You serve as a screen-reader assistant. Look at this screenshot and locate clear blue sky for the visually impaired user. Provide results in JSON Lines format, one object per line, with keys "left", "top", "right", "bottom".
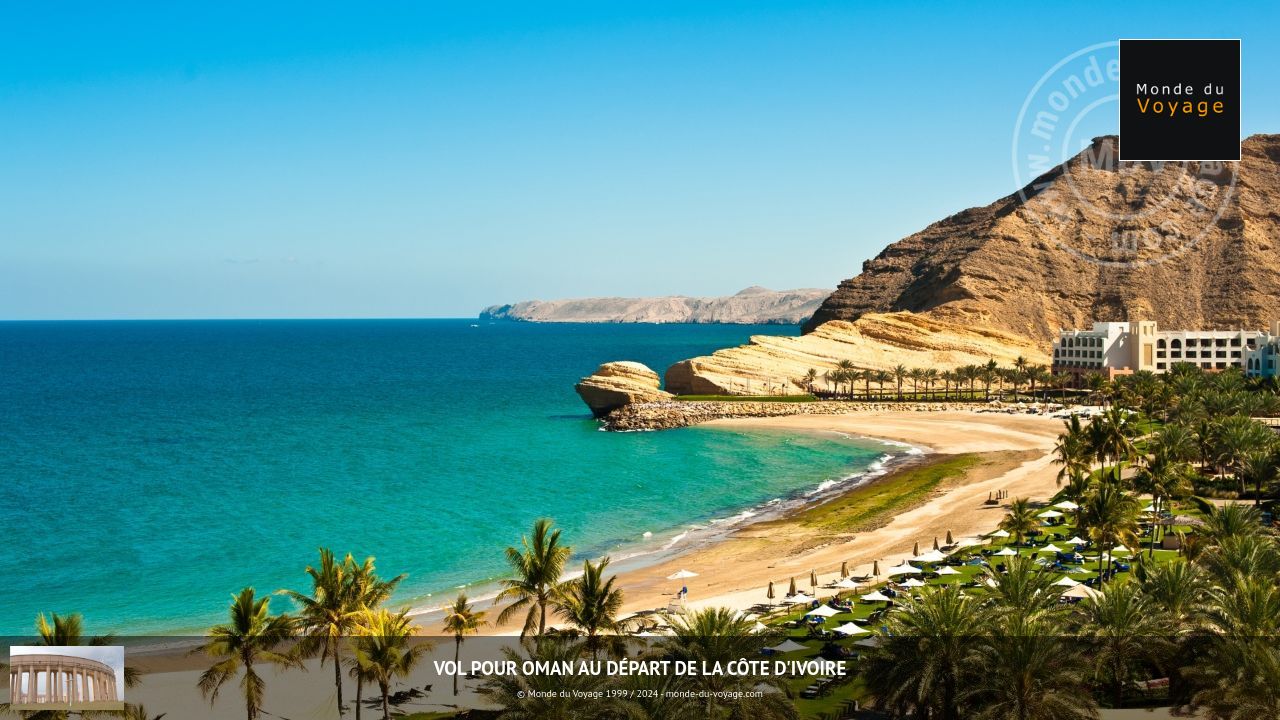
{"left": 2, "top": 1, "right": 1276, "bottom": 319}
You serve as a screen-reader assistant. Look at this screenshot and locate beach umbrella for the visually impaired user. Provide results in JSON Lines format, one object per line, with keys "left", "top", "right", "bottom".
{"left": 667, "top": 569, "right": 698, "bottom": 580}
{"left": 769, "top": 640, "right": 808, "bottom": 653}
{"left": 787, "top": 592, "right": 815, "bottom": 604}
{"left": 1038, "top": 510, "right": 1064, "bottom": 519}
{"left": 993, "top": 547, "right": 1018, "bottom": 557}
{"left": 810, "top": 570, "right": 818, "bottom": 589}
{"left": 989, "top": 529, "right": 1010, "bottom": 539}
{"left": 1111, "top": 545, "right": 1130, "bottom": 554}
{"left": 1053, "top": 576, "right": 1080, "bottom": 587}
{"left": 766, "top": 581, "right": 775, "bottom": 602}
{"left": 860, "top": 591, "right": 892, "bottom": 603}
{"left": 787, "top": 577, "right": 797, "bottom": 596}
{"left": 886, "top": 562, "right": 923, "bottom": 576}
{"left": 1053, "top": 500, "right": 1079, "bottom": 510}
{"left": 900, "top": 578, "right": 926, "bottom": 588}
{"left": 936, "top": 566, "right": 961, "bottom": 576}
{"left": 913, "top": 550, "right": 947, "bottom": 563}
{"left": 1039, "top": 544, "right": 1064, "bottom": 554}
{"left": 1066, "top": 536, "right": 1088, "bottom": 545}
{"left": 946, "top": 530, "right": 954, "bottom": 544}
{"left": 933, "top": 537, "right": 940, "bottom": 551}
{"left": 1061, "top": 584, "right": 1102, "bottom": 600}
{"left": 872, "top": 560, "right": 880, "bottom": 576}
{"left": 840, "top": 561, "right": 848, "bottom": 578}
{"left": 805, "top": 605, "right": 841, "bottom": 619}
{"left": 834, "top": 577, "right": 862, "bottom": 589}
{"left": 833, "top": 622, "right": 870, "bottom": 637}
{"left": 752, "top": 621, "right": 769, "bottom": 634}
{"left": 913, "top": 541, "right": 920, "bottom": 556}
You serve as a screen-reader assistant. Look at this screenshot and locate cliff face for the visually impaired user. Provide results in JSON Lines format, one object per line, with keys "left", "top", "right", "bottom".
{"left": 804, "top": 134, "right": 1280, "bottom": 341}
{"left": 664, "top": 312, "right": 1048, "bottom": 395}
{"left": 481, "top": 286, "right": 829, "bottom": 325}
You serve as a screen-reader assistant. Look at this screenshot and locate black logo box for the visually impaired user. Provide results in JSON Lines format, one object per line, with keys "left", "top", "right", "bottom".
{"left": 1119, "top": 39, "right": 1240, "bottom": 161}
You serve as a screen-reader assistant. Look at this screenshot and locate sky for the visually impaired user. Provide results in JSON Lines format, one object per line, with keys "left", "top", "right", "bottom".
{"left": 2, "top": 1, "right": 1277, "bottom": 319}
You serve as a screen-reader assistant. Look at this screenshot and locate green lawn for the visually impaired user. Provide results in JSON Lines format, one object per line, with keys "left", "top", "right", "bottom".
{"left": 788, "top": 453, "right": 987, "bottom": 533}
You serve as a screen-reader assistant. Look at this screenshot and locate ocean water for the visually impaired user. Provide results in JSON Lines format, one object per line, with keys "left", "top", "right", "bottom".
{"left": 0, "top": 320, "right": 888, "bottom": 635}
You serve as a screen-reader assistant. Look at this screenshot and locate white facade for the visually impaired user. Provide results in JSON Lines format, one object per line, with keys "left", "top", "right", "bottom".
{"left": 1052, "top": 320, "right": 1280, "bottom": 377}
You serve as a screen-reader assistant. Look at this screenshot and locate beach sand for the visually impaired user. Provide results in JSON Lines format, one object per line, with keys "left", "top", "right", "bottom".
{"left": 115, "top": 410, "right": 1066, "bottom": 717}
{"left": 592, "top": 411, "right": 1064, "bottom": 622}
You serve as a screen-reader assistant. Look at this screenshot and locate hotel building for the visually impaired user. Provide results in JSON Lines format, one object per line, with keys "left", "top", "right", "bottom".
{"left": 1051, "top": 320, "right": 1280, "bottom": 380}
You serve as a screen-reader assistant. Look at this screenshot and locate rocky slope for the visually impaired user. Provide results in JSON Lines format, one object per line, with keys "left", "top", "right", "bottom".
{"left": 482, "top": 286, "right": 829, "bottom": 325}
{"left": 804, "top": 134, "right": 1280, "bottom": 342}
{"left": 664, "top": 312, "right": 1047, "bottom": 395}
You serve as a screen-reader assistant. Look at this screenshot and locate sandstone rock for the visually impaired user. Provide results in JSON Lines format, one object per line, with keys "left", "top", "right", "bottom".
{"left": 664, "top": 312, "right": 1048, "bottom": 396}
{"left": 804, "top": 134, "right": 1280, "bottom": 343}
{"left": 575, "top": 361, "right": 674, "bottom": 417}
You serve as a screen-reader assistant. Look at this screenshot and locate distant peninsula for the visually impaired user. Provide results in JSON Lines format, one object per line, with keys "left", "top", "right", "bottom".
{"left": 480, "top": 286, "right": 830, "bottom": 325}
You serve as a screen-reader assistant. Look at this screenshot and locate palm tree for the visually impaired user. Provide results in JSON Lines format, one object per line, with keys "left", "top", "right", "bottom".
{"left": 999, "top": 497, "right": 1039, "bottom": 544}
{"left": 873, "top": 369, "right": 893, "bottom": 399}
{"left": 496, "top": 518, "right": 572, "bottom": 637}
{"left": 1200, "top": 503, "right": 1265, "bottom": 545}
{"left": 863, "top": 585, "right": 985, "bottom": 720}
{"left": 1054, "top": 416, "right": 1092, "bottom": 486}
{"left": 442, "top": 593, "right": 487, "bottom": 696}
{"left": 1075, "top": 581, "right": 1171, "bottom": 708}
{"left": 802, "top": 368, "right": 817, "bottom": 393}
{"left": 981, "top": 555, "right": 1061, "bottom": 618}
{"left": 197, "top": 587, "right": 300, "bottom": 720}
{"left": 352, "top": 608, "right": 429, "bottom": 720}
{"left": 1088, "top": 405, "right": 1138, "bottom": 481}
{"left": 962, "top": 613, "right": 1099, "bottom": 720}
{"left": 658, "top": 607, "right": 796, "bottom": 720}
{"left": 1133, "top": 455, "right": 1193, "bottom": 554}
{"left": 553, "top": 557, "right": 624, "bottom": 657}
{"left": 1079, "top": 483, "right": 1141, "bottom": 581}
{"left": 123, "top": 706, "right": 167, "bottom": 720}
{"left": 1240, "top": 450, "right": 1278, "bottom": 506}
{"left": 1211, "top": 416, "right": 1275, "bottom": 493}
{"left": 281, "top": 548, "right": 404, "bottom": 717}
{"left": 892, "top": 364, "right": 908, "bottom": 401}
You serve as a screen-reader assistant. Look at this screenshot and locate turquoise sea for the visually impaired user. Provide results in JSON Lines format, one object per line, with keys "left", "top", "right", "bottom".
{"left": 0, "top": 320, "right": 889, "bottom": 635}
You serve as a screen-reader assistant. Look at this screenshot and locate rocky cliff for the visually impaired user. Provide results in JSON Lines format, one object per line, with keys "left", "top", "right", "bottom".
{"left": 482, "top": 286, "right": 829, "bottom": 325}
{"left": 804, "top": 134, "right": 1280, "bottom": 341}
{"left": 664, "top": 312, "right": 1048, "bottom": 395}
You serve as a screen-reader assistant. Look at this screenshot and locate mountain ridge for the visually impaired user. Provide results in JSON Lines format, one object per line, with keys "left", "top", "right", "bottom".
{"left": 803, "top": 134, "right": 1280, "bottom": 341}
{"left": 481, "top": 286, "right": 830, "bottom": 325}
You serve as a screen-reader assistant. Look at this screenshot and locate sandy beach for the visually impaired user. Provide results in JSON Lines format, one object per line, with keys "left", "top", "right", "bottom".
{"left": 109, "top": 409, "right": 1067, "bottom": 717}
{"left": 588, "top": 410, "right": 1064, "bottom": 623}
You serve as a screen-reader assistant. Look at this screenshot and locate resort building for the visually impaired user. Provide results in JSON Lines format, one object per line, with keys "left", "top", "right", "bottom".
{"left": 1051, "top": 320, "right": 1280, "bottom": 380}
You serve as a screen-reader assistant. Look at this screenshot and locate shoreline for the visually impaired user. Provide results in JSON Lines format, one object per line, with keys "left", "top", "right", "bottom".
{"left": 442, "top": 409, "right": 1063, "bottom": 636}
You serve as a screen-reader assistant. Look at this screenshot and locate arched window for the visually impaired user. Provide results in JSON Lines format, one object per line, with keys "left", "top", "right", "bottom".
{"left": 1157, "top": 339, "right": 1166, "bottom": 349}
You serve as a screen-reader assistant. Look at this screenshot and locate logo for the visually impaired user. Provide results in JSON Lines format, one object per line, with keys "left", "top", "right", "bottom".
{"left": 1011, "top": 42, "right": 1237, "bottom": 269}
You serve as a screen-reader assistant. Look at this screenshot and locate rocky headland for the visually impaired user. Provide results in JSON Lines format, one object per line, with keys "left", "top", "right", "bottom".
{"left": 482, "top": 286, "right": 828, "bottom": 325}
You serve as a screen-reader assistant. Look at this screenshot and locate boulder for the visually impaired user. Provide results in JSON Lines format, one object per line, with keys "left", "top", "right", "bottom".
{"left": 575, "top": 361, "right": 673, "bottom": 418}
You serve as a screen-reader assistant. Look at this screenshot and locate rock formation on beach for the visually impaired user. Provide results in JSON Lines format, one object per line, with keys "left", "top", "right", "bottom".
{"left": 804, "top": 134, "right": 1280, "bottom": 342}
{"left": 482, "top": 286, "right": 829, "bottom": 325}
{"left": 664, "top": 312, "right": 1048, "bottom": 395}
{"left": 575, "top": 361, "right": 674, "bottom": 418}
